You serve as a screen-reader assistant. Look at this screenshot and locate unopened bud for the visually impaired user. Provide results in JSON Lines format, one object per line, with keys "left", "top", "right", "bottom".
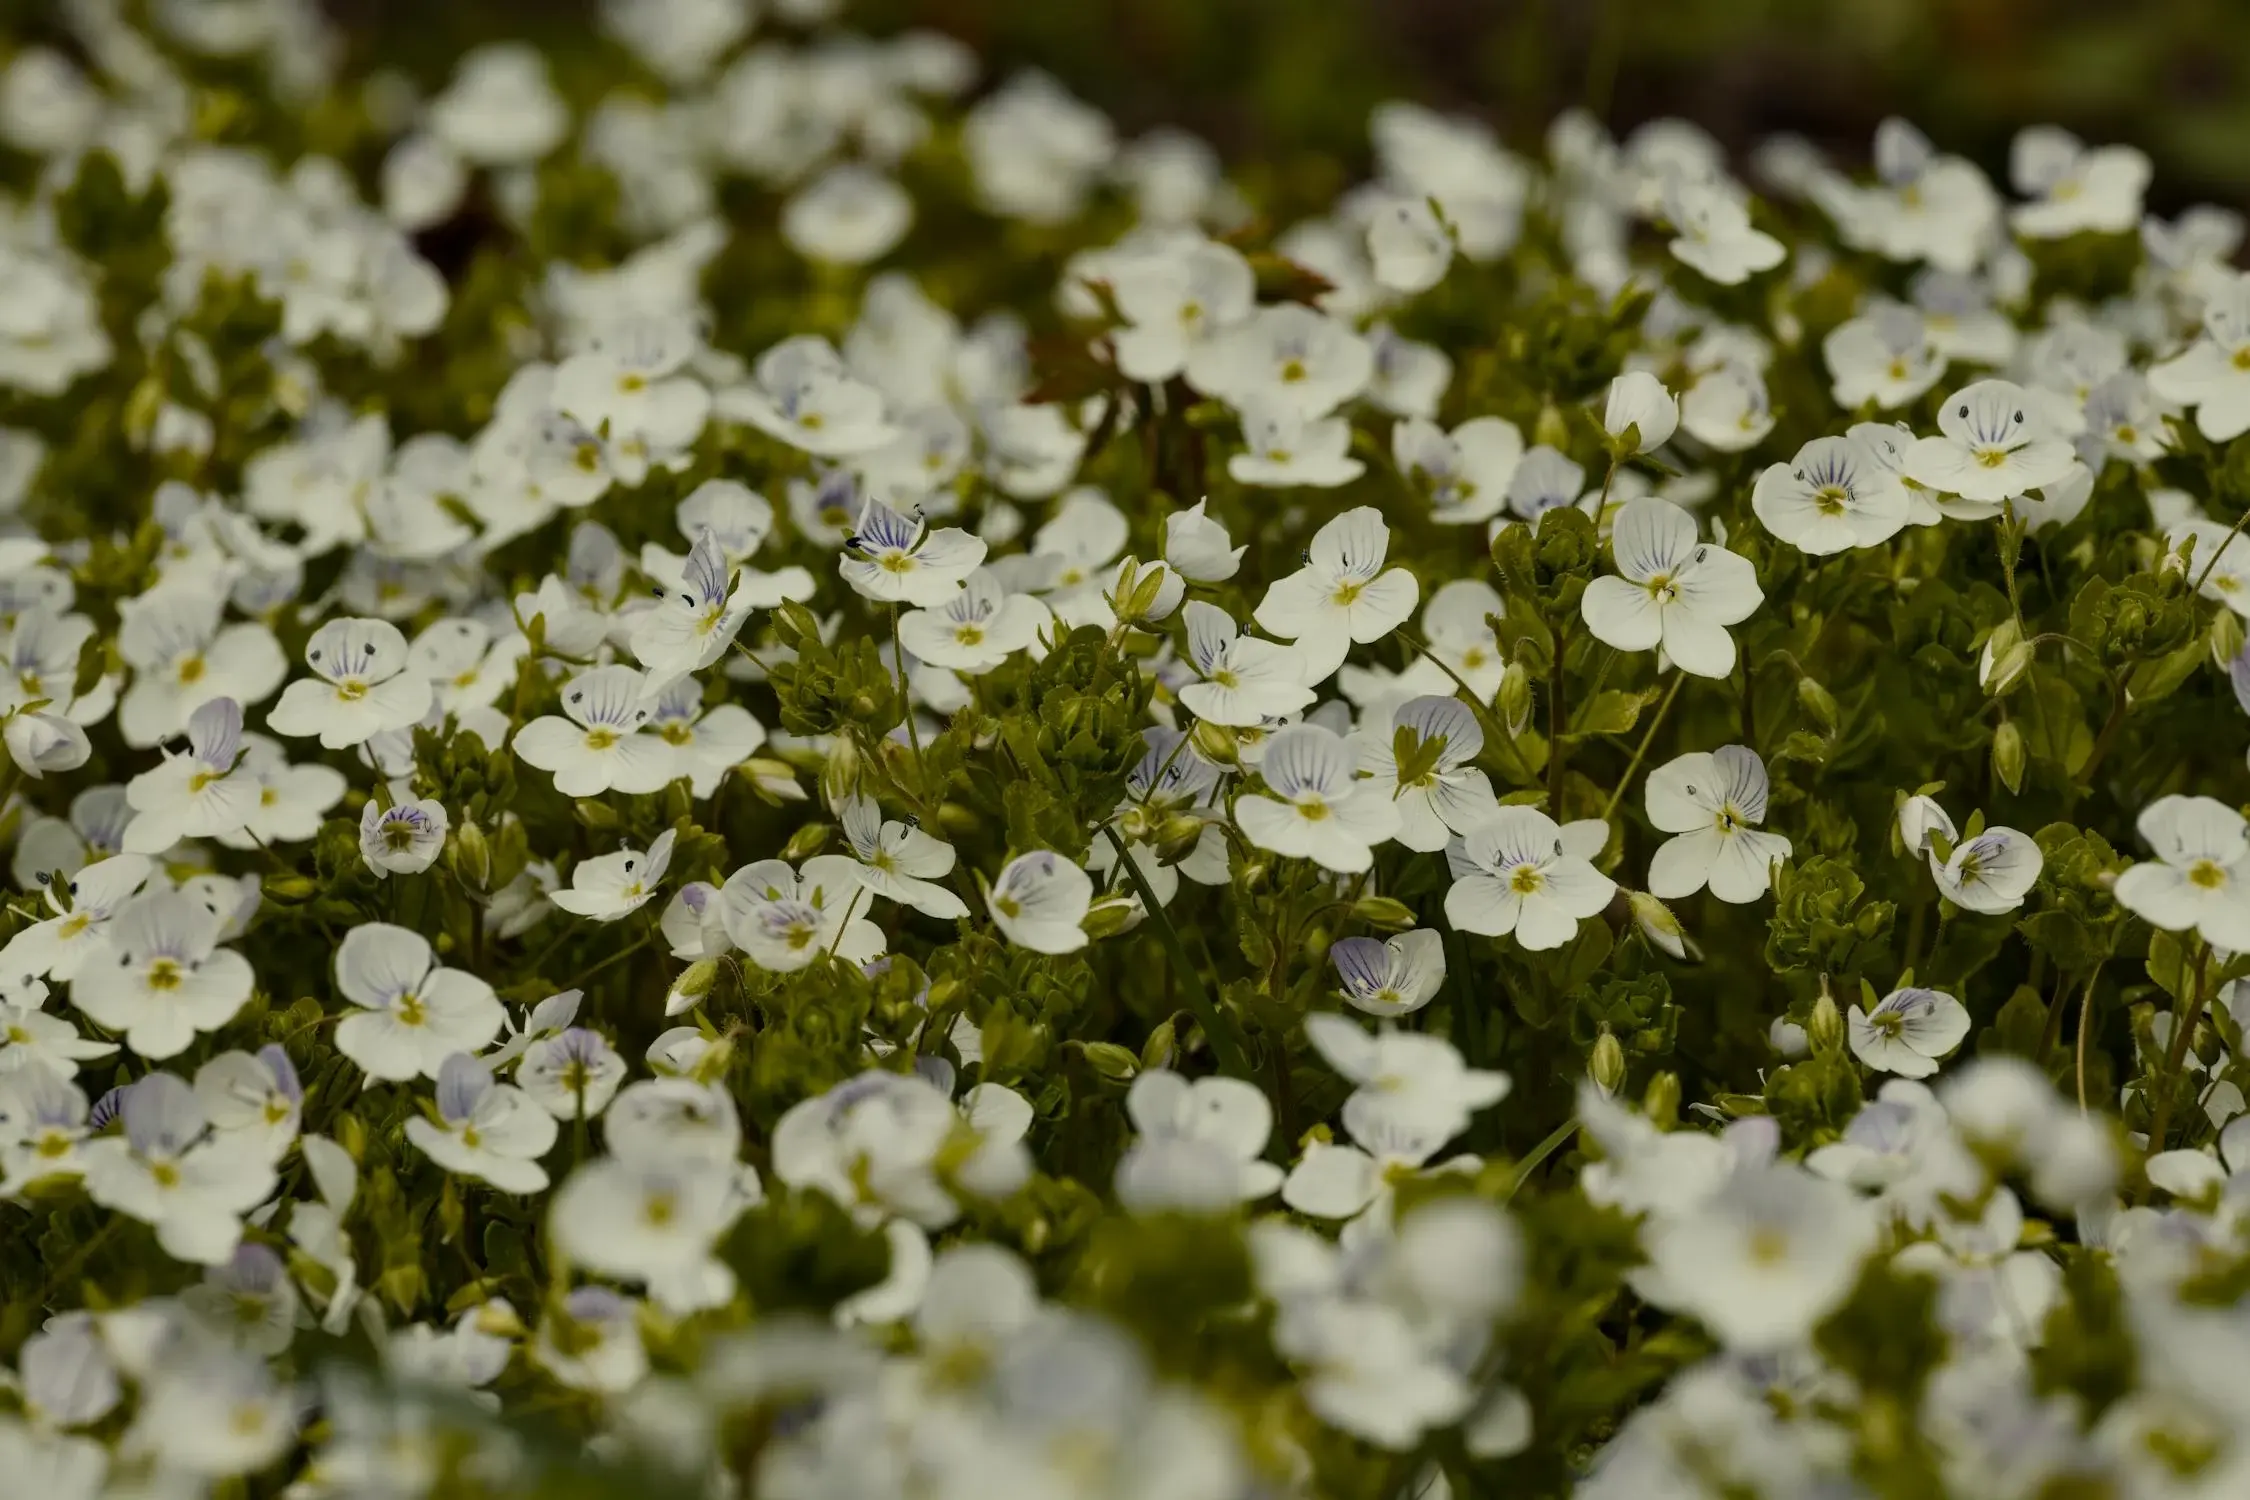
{"left": 1189, "top": 718, "right": 1239, "bottom": 766}
{"left": 1349, "top": 896, "right": 1418, "bottom": 931}
{"left": 573, "top": 798, "right": 621, "bottom": 832}
{"left": 1979, "top": 618, "right": 2032, "bottom": 696}
{"left": 1589, "top": 1031, "right": 1626, "bottom": 1097}
{"left": 665, "top": 959, "right": 721, "bottom": 1017}
{"left": 1533, "top": 401, "right": 1571, "bottom": 451}
{"left": 1110, "top": 557, "right": 1184, "bottom": 627}
{"left": 2212, "top": 608, "right": 2245, "bottom": 669}
{"left": 1497, "top": 660, "right": 1533, "bottom": 739}
{"left": 1152, "top": 813, "right": 1206, "bottom": 864}
{"left": 1643, "top": 1070, "right": 1681, "bottom": 1127}
{"left": 1795, "top": 676, "right": 1838, "bottom": 733}
{"left": 1141, "top": 1016, "right": 1178, "bottom": 1071}
{"left": 1626, "top": 890, "right": 1691, "bottom": 960}
{"left": 1073, "top": 1040, "right": 1140, "bottom": 1082}
{"left": 822, "top": 736, "right": 861, "bottom": 804}
{"left": 782, "top": 822, "right": 831, "bottom": 861}
{"left": 449, "top": 819, "right": 491, "bottom": 891}
{"left": 1081, "top": 896, "right": 1139, "bottom": 939}
{"left": 1808, "top": 990, "right": 1844, "bottom": 1053}
{"left": 1993, "top": 719, "right": 2026, "bottom": 795}
{"left": 264, "top": 874, "right": 317, "bottom": 903}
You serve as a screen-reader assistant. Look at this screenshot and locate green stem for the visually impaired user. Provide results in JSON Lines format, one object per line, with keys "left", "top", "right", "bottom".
{"left": 1500, "top": 1115, "right": 1581, "bottom": 1203}
{"left": 1598, "top": 673, "right": 1684, "bottom": 825}
{"left": 2138, "top": 942, "right": 2211, "bottom": 1198}
{"left": 1100, "top": 824, "right": 1253, "bottom": 1080}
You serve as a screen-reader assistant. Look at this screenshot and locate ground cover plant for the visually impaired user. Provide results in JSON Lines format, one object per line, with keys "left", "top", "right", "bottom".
{"left": 4, "top": 2, "right": 2250, "bottom": 1498}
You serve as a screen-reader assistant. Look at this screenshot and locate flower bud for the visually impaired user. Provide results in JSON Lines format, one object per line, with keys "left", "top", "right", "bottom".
{"left": 1992, "top": 719, "right": 2026, "bottom": 795}
{"left": 1497, "top": 660, "right": 1533, "bottom": 739}
{"left": 822, "top": 735, "right": 861, "bottom": 804}
{"left": 1533, "top": 401, "right": 1571, "bottom": 451}
{"left": 1081, "top": 896, "right": 1139, "bottom": 939}
{"left": 1807, "top": 990, "right": 1844, "bottom": 1054}
{"left": 782, "top": 822, "right": 831, "bottom": 862}
{"left": 1626, "top": 890, "right": 1691, "bottom": 960}
{"left": 1072, "top": 1040, "right": 1140, "bottom": 1082}
{"left": 1795, "top": 676, "right": 1839, "bottom": 732}
{"left": 1110, "top": 557, "right": 1185, "bottom": 627}
{"left": 1979, "top": 618, "right": 2032, "bottom": 697}
{"left": 1349, "top": 896, "right": 1418, "bottom": 931}
{"left": 1894, "top": 793, "right": 1957, "bottom": 857}
{"left": 2213, "top": 608, "right": 2245, "bottom": 669}
{"left": 1643, "top": 1070, "right": 1681, "bottom": 1127}
{"left": 1190, "top": 718, "right": 1239, "bottom": 766}
{"left": 1153, "top": 813, "right": 1207, "bottom": 864}
{"left": 1589, "top": 1031, "right": 1626, "bottom": 1097}
{"left": 665, "top": 959, "right": 721, "bottom": 1017}
{"left": 1141, "top": 1016, "right": 1178, "bottom": 1071}
{"left": 449, "top": 818, "right": 491, "bottom": 891}
{"left": 263, "top": 874, "right": 318, "bottom": 903}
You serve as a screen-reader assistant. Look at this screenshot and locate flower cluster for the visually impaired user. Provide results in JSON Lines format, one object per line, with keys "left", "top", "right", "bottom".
{"left": 0, "top": 2, "right": 2246, "bottom": 1498}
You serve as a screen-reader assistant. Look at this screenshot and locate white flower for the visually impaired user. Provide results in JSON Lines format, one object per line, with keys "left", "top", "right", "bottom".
{"left": 2174, "top": 519, "right": 2250, "bottom": 618}
{"left": 2008, "top": 128, "right": 2150, "bottom": 239}
{"left": 839, "top": 497, "right": 987, "bottom": 606}
{"left": 630, "top": 530, "right": 754, "bottom": 688}
{"left": 1903, "top": 380, "right": 2077, "bottom": 505}
{"left": 1358, "top": 694, "right": 1500, "bottom": 851}
{"left": 1329, "top": 929, "right": 1447, "bottom": 1018}
{"left": 1679, "top": 363, "right": 1775, "bottom": 453}
{"left": 1270, "top": 1295, "right": 1471, "bottom": 1450}
{"left": 194, "top": 1046, "right": 303, "bottom": 1162}
{"left": 551, "top": 830, "right": 676, "bottom": 922}
{"left": 782, "top": 164, "right": 913, "bottom": 266}
{"left": 1823, "top": 304, "right": 1946, "bottom": 411}
{"left": 1228, "top": 402, "right": 1364, "bottom": 488}
{"left": 0, "top": 978, "right": 114, "bottom": 1078}
{"left": 513, "top": 665, "right": 674, "bottom": 798}
{"left": 116, "top": 589, "right": 285, "bottom": 748}
{"left": 226, "top": 737, "right": 348, "bottom": 849}
{"left": 1602, "top": 373, "right": 1680, "bottom": 457}
{"left": 1395, "top": 415, "right": 1522, "bottom": 524}
{"left": 1421, "top": 578, "right": 1508, "bottom": 701}
{"left": 645, "top": 678, "right": 767, "bottom": 798}
{"left": 549, "top": 1154, "right": 743, "bottom": 1312}
{"left": 2149, "top": 274, "right": 2250, "bottom": 442}
{"left": 0, "top": 1064, "right": 91, "bottom": 1187}
{"left": 267, "top": 618, "right": 432, "bottom": 749}
{"left": 1163, "top": 498, "right": 1245, "bottom": 583}
{"left": 428, "top": 43, "right": 568, "bottom": 165}
{"left": 1896, "top": 793, "right": 1958, "bottom": 855}
{"left": 1848, "top": 987, "right": 1971, "bottom": 1079}
{"left": 1176, "top": 602, "right": 1314, "bottom": 727}
{"left": 985, "top": 850, "right": 1093, "bottom": 953}
{"left": 70, "top": 890, "right": 253, "bottom": 1061}
{"left": 1254, "top": 506, "right": 1419, "bottom": 684}
{"left": 1580, "top": 497, "right": 1763, "bottom": 678}
{"left": 3, "top": 709, "right": 88, "bottom": 779}
{"left": 1281, "top": 1104, "right": 1460, "bottom": 1221}
{"left": 1304, "top": 1011, "right": 1510, "bottom": 1133}
{"left": 518, "top": 1027, "right": 628, "bottom": 1120}
{"left": 406, "top": 1053, "right": 558, "bottom": 1194}
{"left": 2114, "top": 795, "right": 2250, "bottom": 951}
{"left": 1751, "top": 435, "right": 1910, "bottom": 555}
{"left": 121, "top": 697, "right": 261, "bottom": 855}
{"left": 720, "top": 856, "right": 885, "bottom": 971}
{"left": 1366, "top": 192, "right": 1453, "bottom": 293}
{"left": 1664, "top": 177, "right": 1785, "bottom": 285}
{"left": 1109, "top": 238, "right": 1256, "bottom": 382}
{"left": 719, "top": 336, "right": 899, "bottom": 458}
{"left": 332, "top": 923, "right": 504, "bottom": 1082}
{"left": 532, "top": 1287, "right": 648, "bottom": 1394}
{"left": 1639, "top": 1161, "right": 1877, "bottom": 1352}
{"left": 82, "top": 1073, "right": 275, "bottom": 1266}
{"left": 1114, "top": 1070, "right": 1283, "bottom": 1212}
{"left": 1445, "top": 804, "right": 1617, "bottom": 950}
{"left": 359, "top": 797, "right": 449, "bottom": 878}
{"left": 1186, "top": 303, "right": 1372, "bottom": 419}
{"left": 1644, "top": 745, "right": 1792, "bottom": 904}
{"left": 0, "top": 853, "right": 154, "bottom": 983}
{"left": 1930, "top": 826, "right": 2043, "bottom": 915}
{"left": 898, "top": 569, "right": 1050, "bottom": 673}
{"left": 1237, "top": 723, "right": 1401, "bottom": 873}
{"left": 836, "top": 796, "right": 968, "bottom": 921}
{"left": 551, "top": 318, "right": 712, "bottom": 485}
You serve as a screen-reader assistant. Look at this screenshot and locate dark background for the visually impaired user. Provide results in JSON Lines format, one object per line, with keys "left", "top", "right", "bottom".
{"left": 309, "top": 0, "right": 2250, "bottom": 215}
